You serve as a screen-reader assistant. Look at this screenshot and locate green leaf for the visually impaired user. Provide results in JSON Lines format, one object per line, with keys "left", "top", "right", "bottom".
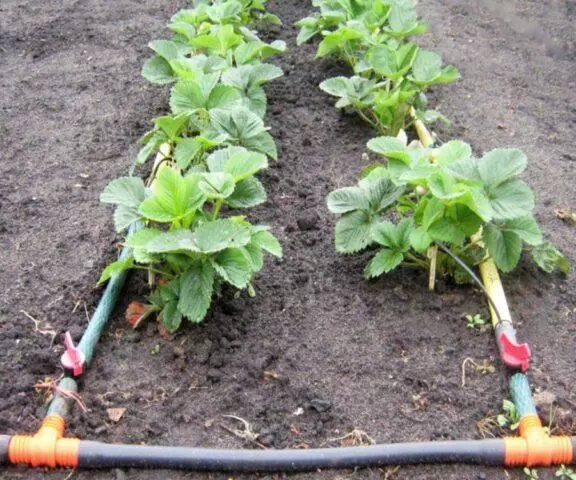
{"left": 101, "top": 177, "right": 146, "bottom": 207}
{"left": 334, "top": 210, "right": 373, "bottom": 253}
{"left": 125, "top": 228, "right": 162, "bottom": 263}
{"left": 252, "top": 230, "right": 282, "bottom": 257}
{"left": 428, "top": 171, "right": 469, "bottom": 201}
{"left": 139, "top": 168, "right": 205, "bottom": 223}
{"left": 366, "top": 136, "right": 411, "bottom": 163}
{"left": 428, "top": 217, "right": 466, "bottom": 244}
{"left": 146, "top": 229, "right": 199, "bottom": 253}
{"left": 319, "top": 76, "right": 349, "bottom": 97}
{"left": 177, "top": 262, "right": 215, "bottom": 323}
{"left": 100, "top": 177, "right": 147, "bottom": 232}
{"left": 213, "top": 248, "right": 252, "bottom": 288}
{"left": 483, "top": 223, "right": 522, "bottom": 272}
{"left": 198, "top": 172, "right": 235, "bottom": 199}
{"left": 502, "top": 216, "right": 542, "bottom": 245}
{"left": 226, "top": 177, "right": 267, "bottom": 208}
{"left": 243, "top": 131, "right": 277, "bottom": 159}
{"left": 371, "top": 218, "right": 413, "bottom": 251}
{"left": 327, "top": 187, "right": 369, "bottom": 214}
{"left": 364, "top": 249, "right": 404, "bottom": 278}
{"left": 98, "top": 257, "right": 134, "bottom": 284}
{"left": 142, "top": 55, "right": 175, "bottom": 84}
{"left": 149, "top": 39, "right": 189, "bottom": 61}
{"left": 411, "top": 50, "right": 441, "bottom": 83}
{"left": 478, "top": 148, "right": 527, "bottom": 187}
{"left": 153, "top": 114, "right": 189, "bottom": 140}
{"left": 223, "top": 150, "right": 268, "bottom": 181}
{"left": 174, "top": 137, "right": 202, "bottom": 170}
{"left": 359, "top": 174, "right": 405, "bottom": 212}
{"left": 409, "top": 227, "right": 433, "bottom": 252}
{"left": 194, "top": 219, "right": 252, "bottom": 253}
{"left": 243, "top": 243, "right": 264, "bottom": 272}
{"left": 487, "top": 179, "right": 534, "bottom": 220}
{"left": 433, "top": 140, "right": 472, "bottom": 165}
{"left": 531, "top": 242, "right": 571, "bottom": 275}
{"left": 161, "top": 301, "right": 182, "bottom": 333}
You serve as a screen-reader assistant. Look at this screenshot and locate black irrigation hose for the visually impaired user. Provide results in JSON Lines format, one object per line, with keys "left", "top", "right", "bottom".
{"left": 77, "top": 439, "right": 506, "bottom": 471}
{"left": 435, "top": 243, "right": 504, "bottom": 325}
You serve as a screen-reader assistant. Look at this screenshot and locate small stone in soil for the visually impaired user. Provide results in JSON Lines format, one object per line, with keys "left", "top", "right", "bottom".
{"left": 206, "top": 369, "right": 221, "bottom": 383}
{"left": 296, "top": 212, "right": 320, "bottom": 231}
{"left": 310, "top": 398, "right": 332, "bottom": 413}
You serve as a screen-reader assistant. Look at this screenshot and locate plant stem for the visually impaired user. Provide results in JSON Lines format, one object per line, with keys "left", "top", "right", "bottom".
{"left": 356, "top": 108, "right": 379, "bottom": 130}
{"left": 212, "top": 199, "right": 223, "bottom": 220}
{"left": 132, "top": 265, "right": 175, "bottom": 279}
{"left": 405, "top": 252, "right": 428, "bottom": 269}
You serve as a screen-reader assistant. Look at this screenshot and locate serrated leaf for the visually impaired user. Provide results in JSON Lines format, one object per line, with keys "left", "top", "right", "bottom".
{"left": 488, "top": 179, "right": 534, "bottom": 220}
{"left": 149, "top": 39, "right": 189, "bottom": 61}
{"left": 409, "top": 227, "right": 433, "bottom": 253}
{"left": 371, "top": 218, "right": 413, "bottom": 251}
{"left": 366, "top": 136, "right": 411, "bottom": 163}
{"left": 502, "top": 216, "right": 542, "bottom": 245}
{"left": 177, "top": 262, "right": 215, "bottom": 323}
{"left": 139, "top": 168, "right": 205, "bottom": 223}
{"left": 478, "top": 148, "right": 527, "bottom": 187}
{"left": 327, "top": 187, "right": 369, "bottom": 214}
{"left": 483, "top": 223, "right": 522, "bottom": 272}
{"left": 226, "top": 177, "right": 267, "bottom": 208}
{"left": 433, "top": 140, "right": 472, "bottom": 165}
{"left": 334, "top": 210, "right": 373, "bottom": 253}
{"left": 153, "top": 114, "right": 189, "bottom": 141}
{"left": 161, "top": 301, "right": 182, "bottom": 333}
{"left": 223, "top": 150, "right": 268, "bottom": 181}
{"left": 174, "top": 137, "right": 202, "bottom": 170}
{"left": 198, "top": 172, "right": 235, "bottom": 199}
{"left": 428, "top": 217, "right": 466, "bottom": 244}
{"left": 319, "top": 77, "right": 349, "bottom": 97}
{"left": 98, "top": 257, "right": 134, "bottom": 284}
{"left": 142, "top": 55, "right": 176, "bottom": 84}
{"left": 101, "top": 177, "right": 146, "bottom": 207}
{"left": 531, "top": 242, "right": 571, "bottom": 275}
{"left": 146, "top": 229, "right": 199, "bottom": 253}
{"left": 411, "top": 50, "right": 441, "bottom": 83}
{"left": 213, "top": 248, "right": 252, "bottom": 288}
{"left": 242, "top": 243, "right": 264, "bottom": 271}
{"left": 243, "top": 131, "right": 277, "bottom": 160}
{"left": 194, "top": 219, "right": 252, "bottom": 253}
{"left": 252, "top": 230, "right": 282, "bottom": 257}
{"left": 364, "top": 249, "right": 404, "bottom": 278}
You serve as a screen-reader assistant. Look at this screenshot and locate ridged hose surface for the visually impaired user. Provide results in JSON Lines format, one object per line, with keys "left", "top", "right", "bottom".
{"left": 510, "top": 373, "right": 537, "bottom": 417}
{"left": 77, "top": 223, "right": 139, "bottom": 365}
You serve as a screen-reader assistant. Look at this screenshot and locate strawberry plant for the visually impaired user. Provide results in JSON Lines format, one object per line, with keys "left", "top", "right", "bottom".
{"left": 298, "top": 0, "right": 459, "bottom": 135}
{"left": 99, "top": 0, "right": 285, "bottom": 332}
{"left": 100, "top": 148, "right": 281, "bottom": 331}
{"left": 327, "top": 137, "right": 570, "bottom": 282}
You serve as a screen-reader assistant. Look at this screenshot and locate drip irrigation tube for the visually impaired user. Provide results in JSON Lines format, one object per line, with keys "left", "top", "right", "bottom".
{"left": 2, "top": 125, "right": 574, "bottom": 474}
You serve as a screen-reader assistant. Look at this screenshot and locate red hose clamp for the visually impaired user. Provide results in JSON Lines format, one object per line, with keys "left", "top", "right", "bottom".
{"left": 60, "top": 332, "right": 85, "bottom": 377}
{"left": 499, "top": 332, "right": 531, "bottom": 372}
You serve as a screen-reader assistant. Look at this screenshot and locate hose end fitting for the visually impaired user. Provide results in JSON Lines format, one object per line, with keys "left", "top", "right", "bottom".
{"left": 505, "top": 414, "right": 573, "bottom": 467}
{"left": 8, "top": 415, "right": 79, "bottom": 468}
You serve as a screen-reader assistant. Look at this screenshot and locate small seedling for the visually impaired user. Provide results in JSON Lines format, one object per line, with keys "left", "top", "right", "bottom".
{"left": 464, "top": 313, "right": 487, "bottom": 330}
{"left": 497, "top": 399, "right": 520, "bottom": 432}
{"left": 556, "top": 465, "right": 576, "bottom": 479}
{"left": 523, "top": 468, "right": 539, "bottom": 480}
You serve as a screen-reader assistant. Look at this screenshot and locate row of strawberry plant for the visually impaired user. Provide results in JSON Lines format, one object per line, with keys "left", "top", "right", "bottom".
{"left": 98, "top": 0, "right": 285, "bottom": 333}
{"left": 297, "top": 0, "right": 460, "bottom": 136}
{"left": 298, "top": 0, "right": 570, "bottom": 283}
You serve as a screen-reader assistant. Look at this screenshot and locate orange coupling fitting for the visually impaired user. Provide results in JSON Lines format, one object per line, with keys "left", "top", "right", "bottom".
{"left": 8, "top": 415, "right": 79, "bottom": 468}
{"left": 505, "top": 414, "right": 573, "bottom": 467}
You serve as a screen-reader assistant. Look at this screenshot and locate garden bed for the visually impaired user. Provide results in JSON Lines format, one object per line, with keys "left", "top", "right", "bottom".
{"left": 0, "top": 0, "right": 575, "bottom": 479}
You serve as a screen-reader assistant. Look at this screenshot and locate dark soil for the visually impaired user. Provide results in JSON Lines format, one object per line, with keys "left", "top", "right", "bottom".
{"left": 1, "top": 0, "right": 575, "bottom": 479}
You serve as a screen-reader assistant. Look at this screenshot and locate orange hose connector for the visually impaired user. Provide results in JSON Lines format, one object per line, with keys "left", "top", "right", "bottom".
{"left": 505, "top": 414, "right": 573, "bottom": 467}
{"left": 8, "top": 415, "right": 79, "bottom": 468}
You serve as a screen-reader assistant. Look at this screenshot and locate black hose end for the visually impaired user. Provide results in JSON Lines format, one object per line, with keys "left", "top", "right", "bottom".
{"left": 0, "top": 435, "right": 11, "bottom": 465}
